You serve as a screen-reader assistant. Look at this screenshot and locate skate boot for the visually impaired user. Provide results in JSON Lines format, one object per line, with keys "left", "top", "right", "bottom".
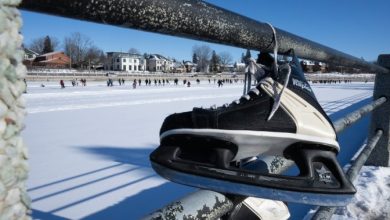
{"left": 150, "top": 50, "right": 356, "bottom": 206}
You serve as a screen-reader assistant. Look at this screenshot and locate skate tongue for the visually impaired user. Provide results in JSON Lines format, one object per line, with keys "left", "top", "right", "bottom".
{"left": 243, "top": 58, "right": 268, "bottom": 95}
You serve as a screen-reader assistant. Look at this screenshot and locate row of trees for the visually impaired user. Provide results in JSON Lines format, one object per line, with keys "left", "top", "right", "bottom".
{"left": 28, "top": 36, "right": 244, "bottom": 72}
{"left": 192, "top": 45, "right": 237, "bottom": 73}
{"left": 27, "top": 33, "right": 106, "bottom": 68}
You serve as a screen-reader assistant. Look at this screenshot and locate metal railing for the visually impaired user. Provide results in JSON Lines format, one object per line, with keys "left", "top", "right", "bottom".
{"left": 19, "top": 0, "right": 390, "bottom": 219}
{"left": 20, "top": 0, "right": 388, "bottom": 74}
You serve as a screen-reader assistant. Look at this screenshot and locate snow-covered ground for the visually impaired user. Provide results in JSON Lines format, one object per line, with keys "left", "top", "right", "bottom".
{"left": 304, "top": 166, "right": 390, "bottom": 220}
{"left": 22, "top": 80, "right": 388, "bottom": 219}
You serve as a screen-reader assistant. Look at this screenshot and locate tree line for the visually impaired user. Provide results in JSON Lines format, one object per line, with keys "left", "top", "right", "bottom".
{"left": 192, "top": 45, "right": 246, "bottom": 73}
{"left": 27, "top": 34, "right": 242, "bottom": 71}
{"left": 27, "top": 33, "right": 106, "bottom": 68}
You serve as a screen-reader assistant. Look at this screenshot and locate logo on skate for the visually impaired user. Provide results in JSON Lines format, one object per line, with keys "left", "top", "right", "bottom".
{"left": 315, "top": 166, "right": 333, "bottom": 183}
{"left": 292, "top": 78, "right": 312, "bottom": 93}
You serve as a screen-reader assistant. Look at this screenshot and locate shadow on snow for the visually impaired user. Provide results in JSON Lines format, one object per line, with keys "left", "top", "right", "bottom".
{"left": 30, "top": 146, "right": 193, "bottom": 220}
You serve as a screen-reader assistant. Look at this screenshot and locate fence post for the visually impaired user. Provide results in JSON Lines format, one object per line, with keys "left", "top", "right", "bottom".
{"left": 0, "top": 0, "right": 30, "bottom": 219}
{"left": 366, "top": 54, "right": 390, "bottom": 166}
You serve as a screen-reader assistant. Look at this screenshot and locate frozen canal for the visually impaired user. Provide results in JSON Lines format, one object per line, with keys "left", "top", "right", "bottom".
{"left": 22, "top": 80, "right": 374, "bottom": 219}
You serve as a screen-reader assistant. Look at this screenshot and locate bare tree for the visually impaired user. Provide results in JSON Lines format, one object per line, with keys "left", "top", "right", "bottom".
{"left": 210, "top": 50, "right": 220, "bottom": 73}
{"left": 128, "top": 48, "right": 141, "bottom": 54}
{"left": 192, "top": 44, "right": 212, "bottom": 73}
{"left": 28, "top": 35, "right": 60, "bottom": 54}
{"left": 219, "top": 51, "right": 233, "bottom": 71}
{"left": 51, "top": 37, "right": 60, "bottom": 52}
{"left": 85, "top": 46, "right": 105, "bottom": 69}
{"left": 64, "top": 32, "right": 93, "bottom": 67}
{"left": 28, "top": 38, "right": 45, "bottom": 54}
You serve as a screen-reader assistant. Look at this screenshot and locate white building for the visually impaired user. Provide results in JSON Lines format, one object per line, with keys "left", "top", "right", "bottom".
{"left": 24, "top": 48, "right": 39, "bottom": 61}
{"left": 147, "top": 54, "right": 173, "bottom": 72}
{"left": 301, "top": 59, "right": 327, "bottom": 72}
{"left": 183, "top": 61, "right": 196, "bottom": 73}
{"left": 104, "top": 52, "right": 146, "bottom": 72}
{"left": 234, "top": 62, "right": 246, "bottom": 72}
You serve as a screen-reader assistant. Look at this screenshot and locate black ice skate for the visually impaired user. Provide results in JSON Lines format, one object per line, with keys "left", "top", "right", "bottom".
{"left": 150, "top": 29, "right": 355, "bottom": 206}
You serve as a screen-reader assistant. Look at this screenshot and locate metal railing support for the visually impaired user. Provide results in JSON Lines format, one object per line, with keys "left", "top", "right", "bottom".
{"left": 366, "top": 54, "right": 390, "bottom": 166}
{"left": 20, "top": 0, "right": 388, "bottom": 74}
{"left": 333, "top": 97, "right": 387, "bottom": 133}
{"left": 312, "top": 129, "right": 383, "bottom": 220}
{"left": 0, "top": 1, "right": 31, "bottom": 219}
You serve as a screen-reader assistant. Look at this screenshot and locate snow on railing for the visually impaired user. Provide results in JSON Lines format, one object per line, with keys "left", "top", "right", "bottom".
{"left": 16, "top": 0, "right": 390, "bottom": 219}
{"left": 333, "top": 97, "right": 387, "bottom": 133}
{"left": 0, "top": 0, "right": 30, "bottom": 219}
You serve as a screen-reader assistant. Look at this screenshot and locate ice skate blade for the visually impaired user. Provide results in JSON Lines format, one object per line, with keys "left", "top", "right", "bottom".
{"left": 151, "top": 162, "right": 354, "bottom": 206}
{"left": 161, "top": 129, "right": 340, "bottom": 161}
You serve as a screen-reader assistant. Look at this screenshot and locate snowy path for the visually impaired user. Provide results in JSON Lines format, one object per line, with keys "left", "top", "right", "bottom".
{"left": 23, "top": 81, "right": 374, "bottom": 220}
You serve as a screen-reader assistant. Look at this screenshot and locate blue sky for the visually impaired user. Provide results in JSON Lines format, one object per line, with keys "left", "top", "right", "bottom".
{"left": 21, "top": 0, "right": 390, "bottom": 62}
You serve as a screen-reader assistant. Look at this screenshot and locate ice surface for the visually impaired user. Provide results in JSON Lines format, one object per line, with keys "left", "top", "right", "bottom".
{"left": 22, "top": 80, "right": 384, "bottom": 219}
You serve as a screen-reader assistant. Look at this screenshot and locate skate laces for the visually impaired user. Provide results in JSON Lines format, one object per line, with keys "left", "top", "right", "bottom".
{"left": 242, "top": 23, "right": 292, "bottom": 121}
{"left": 208, "top": 23, "right": 292, "bottom": 120}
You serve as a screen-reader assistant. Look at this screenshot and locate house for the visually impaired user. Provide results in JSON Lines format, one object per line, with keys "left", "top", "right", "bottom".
{"left": 301, "top": 59, "right": 327, "bottom": 73}
{"left": 172, "top": 61, "right": 186, "bottom": 73}
{"left": 147, "top": 54, "right": 173, "bottom": 72}
{"left": 221, "top": 64, "right": 234, "bottom": 72}
{"left": 33, "top": 51, "right": 71, "bottom": 68}
{"left": 234, "top": 62, "right": 246, "bottom": 72}
{"left": 183, "top": 61, "right": 196, "bottom": 73}
{"left": 24, "top": 48, "right": 39, "bottom": 61}
{"left": 104, "top": 52, "right": 146, "bottom": 72}
{"left": 23, "top": 48, "right": 40, "bottom": 67}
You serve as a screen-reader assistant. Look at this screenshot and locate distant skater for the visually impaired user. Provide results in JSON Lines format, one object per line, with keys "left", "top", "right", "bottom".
{"left": 60, "top": 80, "right": 65, "bottom": 89}
{"left": 23, "top": 78, "right": 27, "bottom": 93}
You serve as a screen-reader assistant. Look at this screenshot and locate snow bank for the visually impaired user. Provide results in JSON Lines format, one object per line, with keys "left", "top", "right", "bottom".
{"left": 306, "top": 72, "right": 375, "bottom": 79}
{"left": 305, "top": 166, "right": 390, "bottom": 220}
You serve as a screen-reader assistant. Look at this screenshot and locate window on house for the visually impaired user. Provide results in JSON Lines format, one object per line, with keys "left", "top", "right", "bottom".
{"left": 123, "top": 59, "right": 126, "bottom": 62}
{"left": 116, "top": 58, "right": 119, "bottom": 62}
{"left": 116, "top": 65, "right": 119, "bottom": 69}
{"left": 135, "top": 66, "right": 137, "bottom": 71}
{"left": 123, "top": 65, "right": 126, "bottom": 70}
{"left": 129, "top": 65, "right": 132, "bottom": 71}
